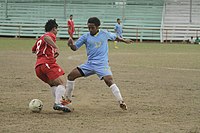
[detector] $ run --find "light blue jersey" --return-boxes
[75,30,117,79]
[75,30,116,63]
[114,23,123,38]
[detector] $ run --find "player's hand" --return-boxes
[125,39,133,44]
[67,37,74,47]
[54,52,59,58]
[54,49,59,58]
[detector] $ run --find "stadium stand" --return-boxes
[0,0,164,41]
[1,0,199,42]
[162,0,200,42]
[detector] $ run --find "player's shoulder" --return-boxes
[79,32,89,39]
[67,19,71,23]
[100,29,114,36]
[100,29,109,34]
[45,32,55,37]
[83,32,90,36]
[68,19,74,22]
[43,32,56,40]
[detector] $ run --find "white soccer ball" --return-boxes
[29,99,43,113]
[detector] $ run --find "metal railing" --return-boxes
[1,23,199,42]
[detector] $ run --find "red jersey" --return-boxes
[67,19,75,33]
[32,32,57,67]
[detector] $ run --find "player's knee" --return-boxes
[106,81,113,87]
[49,77,65,86]
[48,81,58,87]
[67,73,75,81]
[67,68,82,81]
[103,77,114,87]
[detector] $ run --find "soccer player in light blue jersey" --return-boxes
[66,17,132,110]
[114,18,123,49]
[115,18,123,38]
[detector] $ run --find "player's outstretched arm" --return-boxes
[116,37,133,44]
[68,37,77,51]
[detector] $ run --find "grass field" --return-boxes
[0,37,200,133]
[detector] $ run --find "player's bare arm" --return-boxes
[116,37,133,44]
[44,35,59,58]
[44,36,58,49]
[67,37,77,51]
[31,37,59,57]
[54,49,59,58]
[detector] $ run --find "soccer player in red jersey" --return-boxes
[32,19,72,112]
[67,15,75,38]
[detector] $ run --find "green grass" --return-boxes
[1,37,200,70]
[1,37,200,52]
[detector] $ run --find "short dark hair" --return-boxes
[45,19,58,32]
[87,17,101,27]
[70,15,73,17]
[117,18,120,21]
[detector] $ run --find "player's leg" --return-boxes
[49,64,73,112]
[69,33,73,39]
[114,41,118,49]
[68,31,73,39]
[114,34,120,49]
[43,63,65,99]
[95,63,127,110]
[66,64,94,101]
[66,67,83,101]
[48,75,72,112]
[42,63,71,112]
[103,75,127,110]
[70,33,73,39]
[35,66,58,100]
[48,75,65,103]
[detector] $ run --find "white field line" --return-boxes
[159,66,200,72]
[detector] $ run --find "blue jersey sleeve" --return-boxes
[105,30,117,41]
[75,34,87,49]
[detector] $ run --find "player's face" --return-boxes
[87,23,99,36]
[52,27,58,35]
[117,20,121,24]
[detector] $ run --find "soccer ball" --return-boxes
[29,99,43,113]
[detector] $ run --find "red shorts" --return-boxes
[35,63,65,83]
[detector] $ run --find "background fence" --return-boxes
[0,0,199,42]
